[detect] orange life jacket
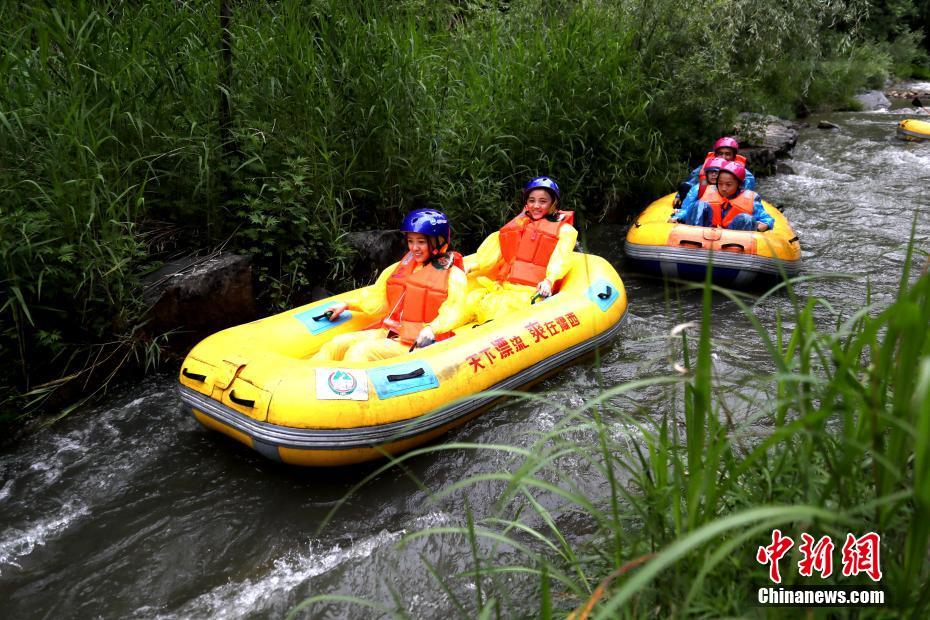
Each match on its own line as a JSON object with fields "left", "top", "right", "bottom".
{"left": 497, "top": 211, "right": 574, "bottom": 287}
{"left": 382, "top": 252, "right": 459, "bottom": 344}
{"left": 700, "top": 186, "right": 757, "bottom": 228}
{"left": 698, "top": 151, "right": 748, "bottom": 185}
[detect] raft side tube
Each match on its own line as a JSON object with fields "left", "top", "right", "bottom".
{"left": 180, "top": 310, "right": 626, "bottom": 452}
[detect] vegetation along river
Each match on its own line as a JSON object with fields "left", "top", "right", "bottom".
{"left": 1, "top": 103, "right": 928, "bottom": 618}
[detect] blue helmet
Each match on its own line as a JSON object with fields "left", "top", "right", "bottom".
{"left": 522, "top": 176, "right": 561, "bottom": 203}
{"left": 401, "top": 208, "right": 451, "bottom": 253}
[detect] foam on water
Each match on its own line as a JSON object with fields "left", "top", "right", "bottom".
{"left": 0, "top": 502, "right": 90, "bottom": 573}
{"left": 144, "top": 512, "right": 452, "bottom": 619}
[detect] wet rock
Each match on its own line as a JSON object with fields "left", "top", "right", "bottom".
{"left": 776, "top": 162, "right": 796, "bottom": 175}
{"left": 310, "top": 286, "right": 332, "bottom": 302}
{"left": 817, "top": 121, "right": 840, "bottom": 130}
{"left": 740, "top": 147, "right": 777, "bottom": 176}
{"left": 346, "top": 229, "right": 405, "bottom": 282}
{"left": 142, "top": 252, "right": 255, "bottom": 348}
{"left": 733, "top": 114, "right": 799, "bottom": 175}
{"left": 854, "top": 90, "right": 890, "bottom": 111}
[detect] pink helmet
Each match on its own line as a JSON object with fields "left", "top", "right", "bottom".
{"left": 720, "top": 160, "right": 746, "bottom": 183}
{"left": 703, "top": 156, "right": 728, "bottom": 172}
{"left": 713, "top": 136, "right": 740, "bottom": 152}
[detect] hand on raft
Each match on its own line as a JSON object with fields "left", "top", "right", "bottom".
{"left": 536, "top": 278, "right": 553, "bottom": 298}
{"left": 756, "top": 222, "right": 769, "bottom": 232}
{"left": 326, "top": 301, "right": 349, "bottom": 320}
{"left": 415, "top": 325, "right": 435, "bottom": 348}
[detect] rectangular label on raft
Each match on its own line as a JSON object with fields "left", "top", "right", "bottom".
{"left": 315, "top": 368, "right": 369, "bottom": 401}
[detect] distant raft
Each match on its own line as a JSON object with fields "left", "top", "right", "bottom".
{"left": 897, "top": 118, "right": 930, "bottom": 142}
{"left": 624, "top": 193, "right": 802, "bottom": 287}
{"left": 178, "top": 252, "right": 627, "bottom": 466}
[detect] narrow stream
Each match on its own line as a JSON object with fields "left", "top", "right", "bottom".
{"left": 1, "top": 99, "right": 927, "bottom": 618}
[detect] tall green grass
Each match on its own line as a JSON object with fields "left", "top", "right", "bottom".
{"left": 0, "top": 0, "right": 921, "bottom": 415}
{"left": 294, "top": 249, "right": 930, "bottom": 617}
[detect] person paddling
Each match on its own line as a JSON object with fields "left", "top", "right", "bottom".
{"left": 465, "top": 176, "right": 578, "bottom": 323}
{"left": 314, "top": 209, "right": 468, "bottom": 362}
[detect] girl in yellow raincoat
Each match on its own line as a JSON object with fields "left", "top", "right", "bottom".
{"left": 314, "top": 209, "right": 469, "bottom": 362}
{"left": 465, "top": 177, "right": 577, "bottom": 323}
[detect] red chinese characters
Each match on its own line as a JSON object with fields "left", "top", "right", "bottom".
{"left": 757, "top": 530, "right": 882, "bottom": 584}
{"left": 757, "top": 529, "right": 794, "bottom": 584}
{"left": 841, "top": 532, "right": 882, "bottom": 582}
{"left": 467, "top": 353, "right": 485, "bottom": 373}
{"left": 492, "top": 338, "right": 513, "bottom": 359}
{"left": 798, "top": 533, "right": 834, "bottom": 578}
{"left": 465, "top": 313, "right": 583, "bottom": 373}
{"left": 525, "top": 321, "right": 548, "bottom": 343}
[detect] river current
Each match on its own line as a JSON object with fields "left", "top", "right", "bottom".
{"left": 1, "top": 98, "right": 928, "bottom": 618}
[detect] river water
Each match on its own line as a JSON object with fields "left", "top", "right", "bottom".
{"left": 2, "top": 101, "right": 928, "bottom": 618}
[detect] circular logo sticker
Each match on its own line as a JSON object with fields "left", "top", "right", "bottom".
{"left": 327, "top": 370, "right": 357, "bottom": 395}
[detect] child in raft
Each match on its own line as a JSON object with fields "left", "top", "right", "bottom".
{"left": 674, "top": 136, "right": 756, "bottom": 207}
{"left": 465, "top": 176, "right": 578, "bottom": 324}
{"left": 675, "top": 156, "right": 727, "bottom": 215}
{"left": 669, "top": 161, "right": 774, "bottom": 232}
{"left": 314, "top": 209, "right": 469, "bottom": 362}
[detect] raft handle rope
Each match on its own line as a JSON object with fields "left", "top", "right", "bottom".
{"left": 387, "top": 367, "right": 426, "bottom": 382}
{"left": 788, "top": 236, "right": 799, "bottom": 244}
{"left": 530, "top": 293, "right": 542, "bottom": 305}
{"left": 229, "top": 391, "right": 255, "bottom": 408}
{"left": 597, "top": 286, "right": 613, "bottom": 300}
{"left": 313, "top": 310, "right": 334, "bottom": 321}
{"left": 720, "top": 243, "right": 745, "bottom": 253}
{"left": 182, "top": 368, "right": 207, "bottom": 382}
{"left": 679, "top": 240, "right": 704, "bottom": 248}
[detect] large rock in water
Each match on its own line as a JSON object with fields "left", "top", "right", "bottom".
{"left": 346, "top": 229, "right": 405, "bottom": 282}
{"left": 142, "top": 252, "right": 255, "bottom": 349}
{"left": 854, "top": 90, "right": 891, "bottom": 111}
{"left": 733, "top": 114, "right": 800, "bottom": 176}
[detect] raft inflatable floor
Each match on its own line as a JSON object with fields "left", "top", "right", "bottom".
{"left": 178, "top": 252, "right": 627, "bottom": 466}
{"left": 624, "top": 193, "right": 801, "bottom": 287}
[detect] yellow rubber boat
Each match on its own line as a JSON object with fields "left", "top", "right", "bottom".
{"left": 624, "top": 194, "right": 801, "bottom": 286}
{"left": 178, "top": 252, "right": 627, "bottom": 466}
{"left": 897, "top": 118, "right": 930, "bottom": 142}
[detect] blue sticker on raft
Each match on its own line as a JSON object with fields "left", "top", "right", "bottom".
{"left": 293, "top": 305, "right": 353, "bottom": 335}
{"left": 369, "top": 361, "right": 439, "bottom": 399}
{"left": 587, "top": 279, "right": 619, "bottom": 312}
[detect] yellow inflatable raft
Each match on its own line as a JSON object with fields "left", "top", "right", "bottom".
{"left": 178, "top": 252, "right": 627, "bottom": 466}
{"left": 897, "top": 118, "right": 930, "bottom": 142}
{"left": 624, "top": 194, "right": 801, "bottom": 286}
